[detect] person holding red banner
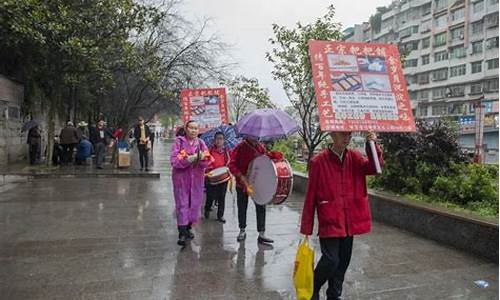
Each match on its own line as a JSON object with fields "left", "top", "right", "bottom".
{"left": 170, "top": 120, "right": 213, "bottom": 246}
{"left": 300, "top": 131, "right": 383, "bottom": 300}
{"left": 228, "top": 137, "right": 274, "bottom": 245}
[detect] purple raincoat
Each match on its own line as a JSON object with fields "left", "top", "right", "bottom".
{"left": 170, "top": 136, "right": 211, "bottom": 226}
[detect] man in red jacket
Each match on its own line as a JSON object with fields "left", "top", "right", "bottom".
{"left": 300, "top": 131, "right": 383, "bottom": 300}
{"left": 229, "top": 137, "right": 274, "bottom": 244}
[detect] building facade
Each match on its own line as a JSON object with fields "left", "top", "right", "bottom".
{"left": 345, "top": 0, "right": 499, "bottom": 163}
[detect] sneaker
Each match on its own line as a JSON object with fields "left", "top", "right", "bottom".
{"left": 216, "top": 217, "right": 226, "bottom": 224}
{"left": 237, "top": 231, "right": 246, "bottom": 242}
{"left": 257, "top": 235, "right": 274, "bottom": 244}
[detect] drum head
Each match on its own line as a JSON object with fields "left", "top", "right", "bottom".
{"left": 248, "top": 156, "right": 277, "bottom": 205}
{"left": 211, "top": 166, "right": 229, "bottom": 176}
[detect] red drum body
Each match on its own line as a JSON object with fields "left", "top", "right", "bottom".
{"left": 207, "top": 166, "right": 231, "bottom": 185}
{"left": 248, "top": 155, "right": 293, "bottom": 205}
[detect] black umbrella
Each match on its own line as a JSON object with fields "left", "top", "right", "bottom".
{"left": 22, "top": 120, "right": 39, "bottom": 132}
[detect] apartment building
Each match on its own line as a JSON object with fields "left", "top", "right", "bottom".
{"left": 344, "top": 0, "right": 499, "bottom": 162}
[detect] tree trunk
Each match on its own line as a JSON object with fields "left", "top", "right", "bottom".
{"left": 46, "top": 100, "right": 55, "bottom": 166}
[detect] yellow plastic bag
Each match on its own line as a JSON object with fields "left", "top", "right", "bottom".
{"left": 293, "top": 237, "right": 315, "bottom": 300}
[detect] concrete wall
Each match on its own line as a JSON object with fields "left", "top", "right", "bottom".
{"left": 293, "top": 172, "right": 499, "bottom": 262}
{"left": 0, "top": 75, "right": 25, "bottom": 166}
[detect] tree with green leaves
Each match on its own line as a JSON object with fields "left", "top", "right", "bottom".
{"left": 223, "top": 75, "right": 275, "bottom": 123}
{"left": 266, "top": 5, "right": 343, "bottom": 168}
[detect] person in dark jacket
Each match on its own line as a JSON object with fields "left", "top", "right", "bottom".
{"left": 75, "top": 136, "right": 93, "bottom": 165}
{"left": 27, "top": 125, "right": 41, "bottom": 165}
{"left": 52, "top": 135, "right": 63, "bottom": 166}
{"left": 300, "top": 131, "right": 383, "bottom": 300}
{"left": 133, "top": 116, "right": 152, "bottom": 171}
{"left": 59, "top": 121, "right": 80, "bottom": 164}
{"left": 90, "top": 120, "right": 110, "bottom": 169}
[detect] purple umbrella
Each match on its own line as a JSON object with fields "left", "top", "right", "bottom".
{"left": 236, "top": 109, "right": 300, "bottom": 141}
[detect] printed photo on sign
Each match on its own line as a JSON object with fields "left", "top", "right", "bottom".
{"left": 331, "top": 73, "right": 363, "bottom": 91}
{"left": 327, "top": 54, "right": 359, "bottom": 72}
{"left": 361, "top": 74, "right": 392, "bottom": 92}
{"left": 357, "top": 56, "right": 387, "bottom": 73}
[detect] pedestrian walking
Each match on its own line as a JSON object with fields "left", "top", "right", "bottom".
{"left": 27, "top": 125, "right": 41, "bottom": 165}
{"left": 90, "top": 119, "right": 110, "bottom": 169}
{"left": 59, "top": 121, "right": 80, "bottom": 164}
{"left": 170, "top": 120, "right": 213, "bottom": 246}
{"left": 133, "top": 117, "right": 152, "bottom": 171}
{"left": 300, "top": 131, "right": 384, "bottom": 300}
{"left": 204, "top": 132, "right": 231, "bottom": 223}
{"left": 228, "top": 137, "right": 274, "bottom": 245}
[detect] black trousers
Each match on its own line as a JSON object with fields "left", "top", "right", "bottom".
{"left": 312, "top": 236, "right": 354, "bottom": 300}
{"left": 205, "top": 181, "right": 228, "bottom": 219}
{"left": 137, "top": 144, "right": 149, "bottom": 168}
{"left": 236, "top": 187, "right": 266, "bottom": 232}
{"left": 61, "top": 143, "right": 76, "bottom": 164}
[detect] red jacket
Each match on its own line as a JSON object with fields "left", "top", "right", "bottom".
{"left": 300, "top": 143, "right": 384, "bottom": 238}
{"left": 228, "top": 140, "right": 266, "bottom": 188}
{"left": 207, "top": 146, "right": 230, "bottom": 172}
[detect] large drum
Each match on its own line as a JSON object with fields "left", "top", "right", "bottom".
{"left": 206, "top": 166, "right": 231, "bottom": 185}
{"left": 247, "top": 155, "right": 293, "bottom": 205}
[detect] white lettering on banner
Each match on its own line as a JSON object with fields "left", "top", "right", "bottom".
{"left": 331, "top": 91, "right": 398, "bottom": 121}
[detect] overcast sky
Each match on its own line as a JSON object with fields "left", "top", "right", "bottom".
{"left": 181, "top": 0, "right": 393, "bottom": 107}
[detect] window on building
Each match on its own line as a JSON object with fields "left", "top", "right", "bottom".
{"left": 432, "top": 68, "right": 449, "bottom": 81}
{"left": 405, "top": 75, "right": 415, "bottom": 85}
{"left": 422, "top": 3, "right": 432, "bottom": 15}
{"left": 471, "top": 61, "right": 483, "bottom": 73}
{"left": 470, "top": 82, "right": 483, "bottom": 94}
{"left": 451, "top": 8, "right": 465, "bottom": 21}
{"left": 449, "top": 85, "right": 465, "bottom": 97}
{"left": 484, "top": 79, "right": 499, "bottom": 91}
{"left": 418, "top": 72, "right": 430, "bottom": 84}
{"left": 419, "top": 105, "right": 428, "bottom": 117}
{"left": 435, "top": 0, "right": 448, "bottom": 11}
{"left": 491, "top": 0, "right": 499, "bottom": 4}
{"left": 451, "top": 26, "right": 465, "bottom": 41}
{"left": 450, "top": 64, "right": 466, "bottom": 77}
{"left": 421, "top": 55, "right": 430, "bottom": 65}
{"left": 432, "top": 104, "right": 448, "bottom": 115}
{"left": 434, "top": 50, "right": 448, "bottom": 61}
{"left": 420, "top": 90, "right": 430, "bottom": 100}
{"left": 485, "top": 13, "right": 499, "bottom": 28}
{"left": 434, "top": 15, "right": 448, "bottom": 29}
{"left": 472, "top": 21, "right": 484, "bottom": 35}
{"left": 450, "top": 45, "right": 466, "bottom": 58}
{"left": 422, "top": 37, "right": 431, "bottom": 48}
{"left": 448, "top": 103, "right": 466, "bottom": 115}
{"left": 486, "top": 58, "right": 499, "bottom": 69}
{"left": 471, "top": 41, "right": 483, "bottom": 54}
{"left": 434, "top": 32, "right": 447, "bottom": 46}
{"left": 400, "top": 27, "right": 412, "bottom": 38}
{"left": 486, "top": 36, "right": 499, "bottom": 49}
{"left": 403, "top": 59, "right": 418, "bottom": 68}
{"left": 473, "top": 0, "right": 484, "bottom": 13}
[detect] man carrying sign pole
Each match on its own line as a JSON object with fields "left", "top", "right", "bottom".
{"left": 301, "top": 40, "right": 415, "bottom": 299}
{"left": 300, "top": 131, "right": 383, "bottom": 300}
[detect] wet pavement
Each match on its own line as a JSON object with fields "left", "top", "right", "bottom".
{"left": 0, "top": 141, "right": 497, "bottom": 300}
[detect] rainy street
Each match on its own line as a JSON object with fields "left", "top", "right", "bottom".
{"left": 0, "top": 141, "right": 498, "bottom": 300}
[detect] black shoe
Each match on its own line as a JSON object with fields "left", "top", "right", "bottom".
{"left": 258, "top": 236, "right": 274, "bottom": 244}
{"left": 237, "top": 231, "right": 246, "bottom": 242}
{"left": 216, "top": 217, "right": 226, "bottom": 224}
{"left": 186, "top": 229, "right": 194, "bottom": 240}
{"left": 177, "top": 235, "right": 186, "bottom": 246}
{"left": 145, "top": 168, "right": 149, "bottom": 171}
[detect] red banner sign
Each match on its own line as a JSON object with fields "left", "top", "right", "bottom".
{"left": 309, "top": 40, "right": 416, "bottom": 132}
{"left": 180, "top": 87, "right": 229, "bottom": 132}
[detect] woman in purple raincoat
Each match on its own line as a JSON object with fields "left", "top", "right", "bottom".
{"left": 170, "top": 120, "right": 212, "bottom": 246}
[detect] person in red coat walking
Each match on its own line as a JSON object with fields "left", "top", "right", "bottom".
{"left": 300, "top": 131, "right": 383, "bottom": 300}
